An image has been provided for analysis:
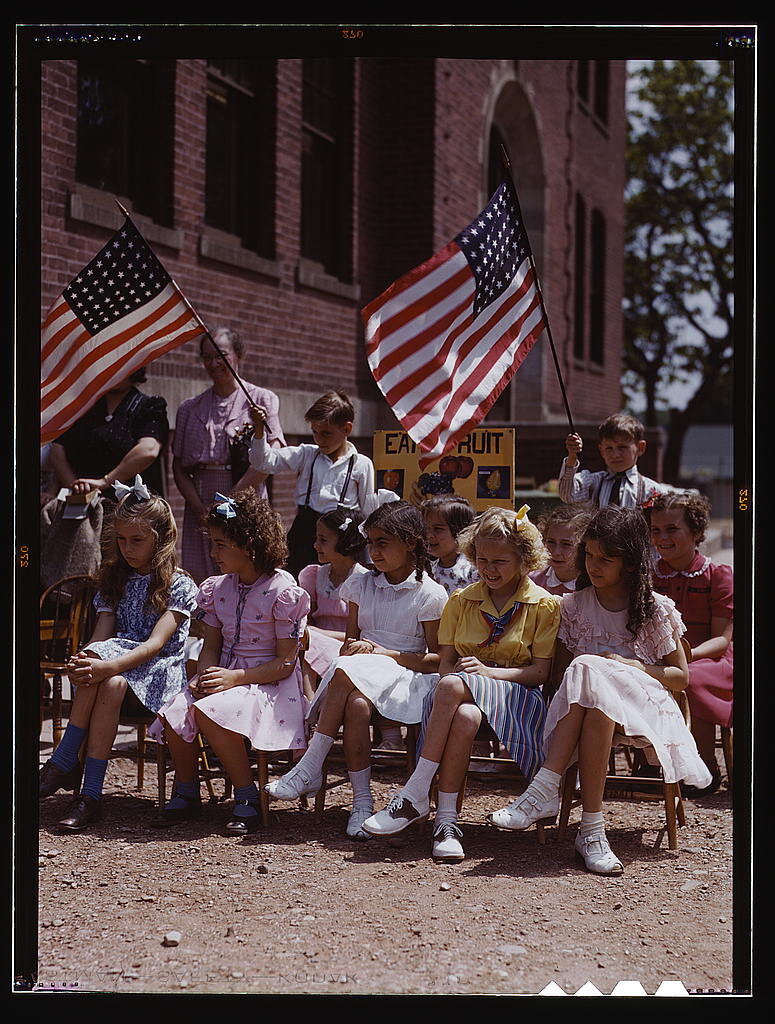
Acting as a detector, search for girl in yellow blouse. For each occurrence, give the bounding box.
[363,506,560,862]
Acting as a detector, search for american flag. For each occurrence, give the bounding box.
[41,216,203,444]
[362,179,548,467]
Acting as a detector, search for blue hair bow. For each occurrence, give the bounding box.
[214,492,238,519]
[113,474,151,502]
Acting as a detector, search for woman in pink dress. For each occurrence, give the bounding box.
[172,327,285,583]
[150,489,310,835]
[647,490,733,795]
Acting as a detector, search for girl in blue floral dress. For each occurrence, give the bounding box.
[39,477,198,832]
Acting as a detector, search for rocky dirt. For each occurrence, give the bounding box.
[33,747,738,997]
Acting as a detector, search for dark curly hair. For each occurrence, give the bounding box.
[575,506,655,638]
[317,507,367,559]
[205,488,287,573]
[644,490,711,544]
[364,500,432,582]
[421,494,476,538]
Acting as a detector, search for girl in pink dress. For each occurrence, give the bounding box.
[489,506,712,876]
[151,490,310,835]
[529,504,591,596]
[297,508,369,698]
[647,491,733,795]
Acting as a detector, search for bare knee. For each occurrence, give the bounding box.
[435,674,466,707]
[96,675,128,707]
[344,690,372,724]
[451,702,482,740]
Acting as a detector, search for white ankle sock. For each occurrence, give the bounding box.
[528,766,562,800]
[298,731,334,775]
[348,767,373,807]
[401,756,439,806]
[435,790,459,826]
[579,810,605,836]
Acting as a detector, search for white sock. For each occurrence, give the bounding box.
[579,810,605,836]
[297,731,334,775]
[435,790,459,826]
[527,766,562,800]
[401,756,439,806]
[348,767,373,808]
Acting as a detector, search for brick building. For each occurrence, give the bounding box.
[40,55,633,528]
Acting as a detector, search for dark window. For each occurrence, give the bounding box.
[205,59,276,258]
[301,58,354,280]
[593,60,610,124]
[577,60,590,103]
[574,194,587,360]
[76,59,175,226]
[589,208,606,364]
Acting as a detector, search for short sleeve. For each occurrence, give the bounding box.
[172,399,192,457]
[195,575,223,628]
[297,563,319,602]
[529,596,562,660]
[261,388,285,447]
[438,590,464,647]
[340,570,369,607]
[710,563,734,620]
[416,578,448,622]
[130,394,169,444]
[635,593,686,663]
[168,572,199,618]
[273,585,311,640]
[93,590,114,615]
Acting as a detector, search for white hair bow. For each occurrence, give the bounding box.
[214,492,238,519]
[113,475,151,502]
[339,517,352,532]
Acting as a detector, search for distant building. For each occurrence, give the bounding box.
[679,424,734,519]
[40,56,627,523]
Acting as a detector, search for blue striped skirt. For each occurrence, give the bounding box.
[416,672,547,781]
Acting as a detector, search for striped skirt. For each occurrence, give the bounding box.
[416,672,547,780]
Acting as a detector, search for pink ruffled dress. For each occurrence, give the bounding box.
[297,562,369,677]
[152,569,310,752]
[545,587,713,788]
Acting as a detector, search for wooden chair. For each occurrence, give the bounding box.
[40,575,98,748]
[719,726,733,787]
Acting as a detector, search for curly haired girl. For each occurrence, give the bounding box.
[151,488,310,834]
[488,505,713,876]
[39,477,198,832]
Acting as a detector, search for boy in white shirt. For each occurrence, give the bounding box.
[249,391,375,579]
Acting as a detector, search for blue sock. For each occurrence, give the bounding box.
[50,723,87,772]
[233,782,260,818]
[165,779,200,811]
[80,757,108,801]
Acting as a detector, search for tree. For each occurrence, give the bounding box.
[623,60,733,484]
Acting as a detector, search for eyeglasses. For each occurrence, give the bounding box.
[201,352,232,364]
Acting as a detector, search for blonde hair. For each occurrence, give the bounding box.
[457,505,548,575]
[98,492,183,615]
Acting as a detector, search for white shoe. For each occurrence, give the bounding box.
[432,820,464,863]
[265,763,322,801]
[574,830,624,876]
[487,786,559,830]
[346,804,374,841]
[361,792,430,837]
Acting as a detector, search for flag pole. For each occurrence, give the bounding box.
[113,199,257,409]
[498,148,575,434]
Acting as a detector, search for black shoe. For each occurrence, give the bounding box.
[39,759,83,798]
[224,800,262,835]
[54,794,102,832]
[150,794,203,828]
[683,764,722,798]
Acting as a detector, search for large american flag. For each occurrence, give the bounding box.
[362,179,548,467]
[41,216,203,444]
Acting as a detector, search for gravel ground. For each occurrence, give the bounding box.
[33,740,738,998]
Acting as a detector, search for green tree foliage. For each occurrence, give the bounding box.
[623,60,733,483]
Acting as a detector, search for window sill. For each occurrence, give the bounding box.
[573,357,606,375]
[296,260,360,302]
[68,187,183,251]
[199,230,281,280]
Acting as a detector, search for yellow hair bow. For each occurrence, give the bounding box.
[513,504,532,532]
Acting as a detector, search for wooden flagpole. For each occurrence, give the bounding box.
[114,199,257,409]
[498,147,575,434]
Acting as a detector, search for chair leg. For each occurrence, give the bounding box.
[405,724,418,774]
[257,752,270,827]
[662,781,679,850]
[557,765,577,841]
[157,742,167,808]
[720,727,733,787]
[314,764,328,823]
[136,724,146,790]
[52,670,63,748]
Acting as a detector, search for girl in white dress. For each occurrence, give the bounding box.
[489,506,712,876]
[266,501,448,840]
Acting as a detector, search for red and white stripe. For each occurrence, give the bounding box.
[363,242,547,467]
[41,282,202,443]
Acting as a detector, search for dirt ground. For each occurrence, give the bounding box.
[33,741,738,998]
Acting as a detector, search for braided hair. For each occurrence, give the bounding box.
[363,500,432,582]
[575,506,655,638]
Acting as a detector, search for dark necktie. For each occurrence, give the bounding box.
[608,472,626,506]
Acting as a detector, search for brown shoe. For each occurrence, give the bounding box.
[54,794,102,832]
[39,759,83,798]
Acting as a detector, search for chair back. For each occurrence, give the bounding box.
[40,575,98,668]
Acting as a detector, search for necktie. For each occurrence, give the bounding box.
[608,472,626,507]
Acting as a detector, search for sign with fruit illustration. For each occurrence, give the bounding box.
[373,428,515,510]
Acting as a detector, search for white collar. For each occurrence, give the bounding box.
[374,570,421,591]
[545,565,576,590]
[653,554,711,579]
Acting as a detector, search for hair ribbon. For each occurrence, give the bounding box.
[214,492,238,519]
[113,474,151,502]
[339,517,352,531]
[513,504,532,532]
